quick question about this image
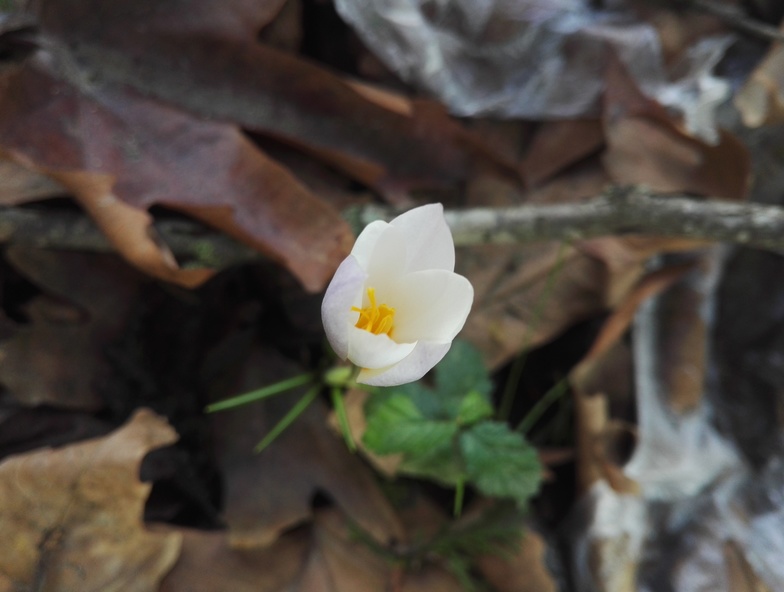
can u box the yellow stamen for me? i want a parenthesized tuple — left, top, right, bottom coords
(351, 287, 395, 336)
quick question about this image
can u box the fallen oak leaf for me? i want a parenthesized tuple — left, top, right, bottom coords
(52, 170, 213, 289)
(0, 408, 181, 592)
(0, 65, 353, 290)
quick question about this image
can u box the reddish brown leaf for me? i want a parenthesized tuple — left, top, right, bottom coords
(0, 65, 353, 290)
(522, 119, 605, 187)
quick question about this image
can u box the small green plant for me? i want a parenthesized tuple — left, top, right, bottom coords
(362, 340, 542, 514)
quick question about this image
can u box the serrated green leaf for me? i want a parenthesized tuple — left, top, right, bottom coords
(399, 439, 464, 487)
(363, 393, 458, 456)
(460, 421, 542, 507)
(436, 340, 492, 399)
(457, 390, 494, 425)
(373, 341, 493, 423)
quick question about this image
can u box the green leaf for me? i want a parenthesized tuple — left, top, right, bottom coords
(372, 341, 493, 423)
(457, 390, 494, 425)
(436, 340, 492, 399)
(459, 421, 542, 507)
(362, 393, 457, 456)
(399, 439, 464, 487)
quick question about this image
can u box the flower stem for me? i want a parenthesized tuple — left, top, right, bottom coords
(253, 385, 321, 453)
(205, 373, 314, 413)
(331, 387, 356, 452)
(498, 241, 568, 421)
(515, 376, 570, 434)
(453, 477, 465, 517)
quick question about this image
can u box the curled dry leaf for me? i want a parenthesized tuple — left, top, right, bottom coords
(0, 0, 520, 290)
(0, 408, 181, 592)
(52, 171, 213, 289)
(0, 66, 352, 291)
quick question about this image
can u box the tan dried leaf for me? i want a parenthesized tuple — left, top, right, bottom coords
(0, 409, 181, 592)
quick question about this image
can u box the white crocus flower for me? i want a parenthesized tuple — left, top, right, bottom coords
(322, 203, 474, 386)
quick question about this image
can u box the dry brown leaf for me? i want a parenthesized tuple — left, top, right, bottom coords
(0, 0, 521, 291)
(460, 240, 610, 370)
(52, 170, 213, 289)
(521, 119, 604, 187)
(211, 347, 403, 548)
(603, 58, 751, 200)
(724, 540, 774, 592)
(735, 34, 784, 127)
(161, 508, 462, 592)
(476, 528, 558, 592)
(0, 408, 181, 592)
(0, 157, 65, 204)
(0, 65, 353, 291)
(158, 528, 309, 592)
(0, 248, 144, 409)
(649, 264, 707, 413)
(306, 510, 463, 592)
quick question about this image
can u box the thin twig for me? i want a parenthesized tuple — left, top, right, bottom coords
(4, 187, 784, 268)
(680, 0, 784, 43)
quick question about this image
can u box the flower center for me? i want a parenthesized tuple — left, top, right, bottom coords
(352, 287, 395, 336)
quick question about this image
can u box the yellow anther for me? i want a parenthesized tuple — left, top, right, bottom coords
(351, 287, 395, 336)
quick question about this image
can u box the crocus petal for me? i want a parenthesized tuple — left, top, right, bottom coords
(389, 203, 455, 273)
(364, 224, 407, 282)
(383, 269, 473, 344)
(321, 255, 367, 360)
(347, 327, 417, 369)
(350, 220, 388, 269)
(357, 341, 452, 386)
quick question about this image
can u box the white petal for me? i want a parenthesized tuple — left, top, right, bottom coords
(384, 269, 473, 344)
(321, 255, 366, 360)
(389, 203, 455, 273)
(357, 342, 452, 386)
(364, 224, 407, 282)
(350, 220, 388, 269)
(347, 327, 417, 369)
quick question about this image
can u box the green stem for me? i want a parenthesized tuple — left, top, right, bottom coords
(253, 385, 321, 453)
(498, 242, 568, 421)
(331, 387, 356, 452)
(453, 478, 466, 517)
(205, 373, 314, 413)
(515, 376, 570, 434)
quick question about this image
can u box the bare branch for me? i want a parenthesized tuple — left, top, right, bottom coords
(4, 187, 784, 270)
(352, 187, 784, 253)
